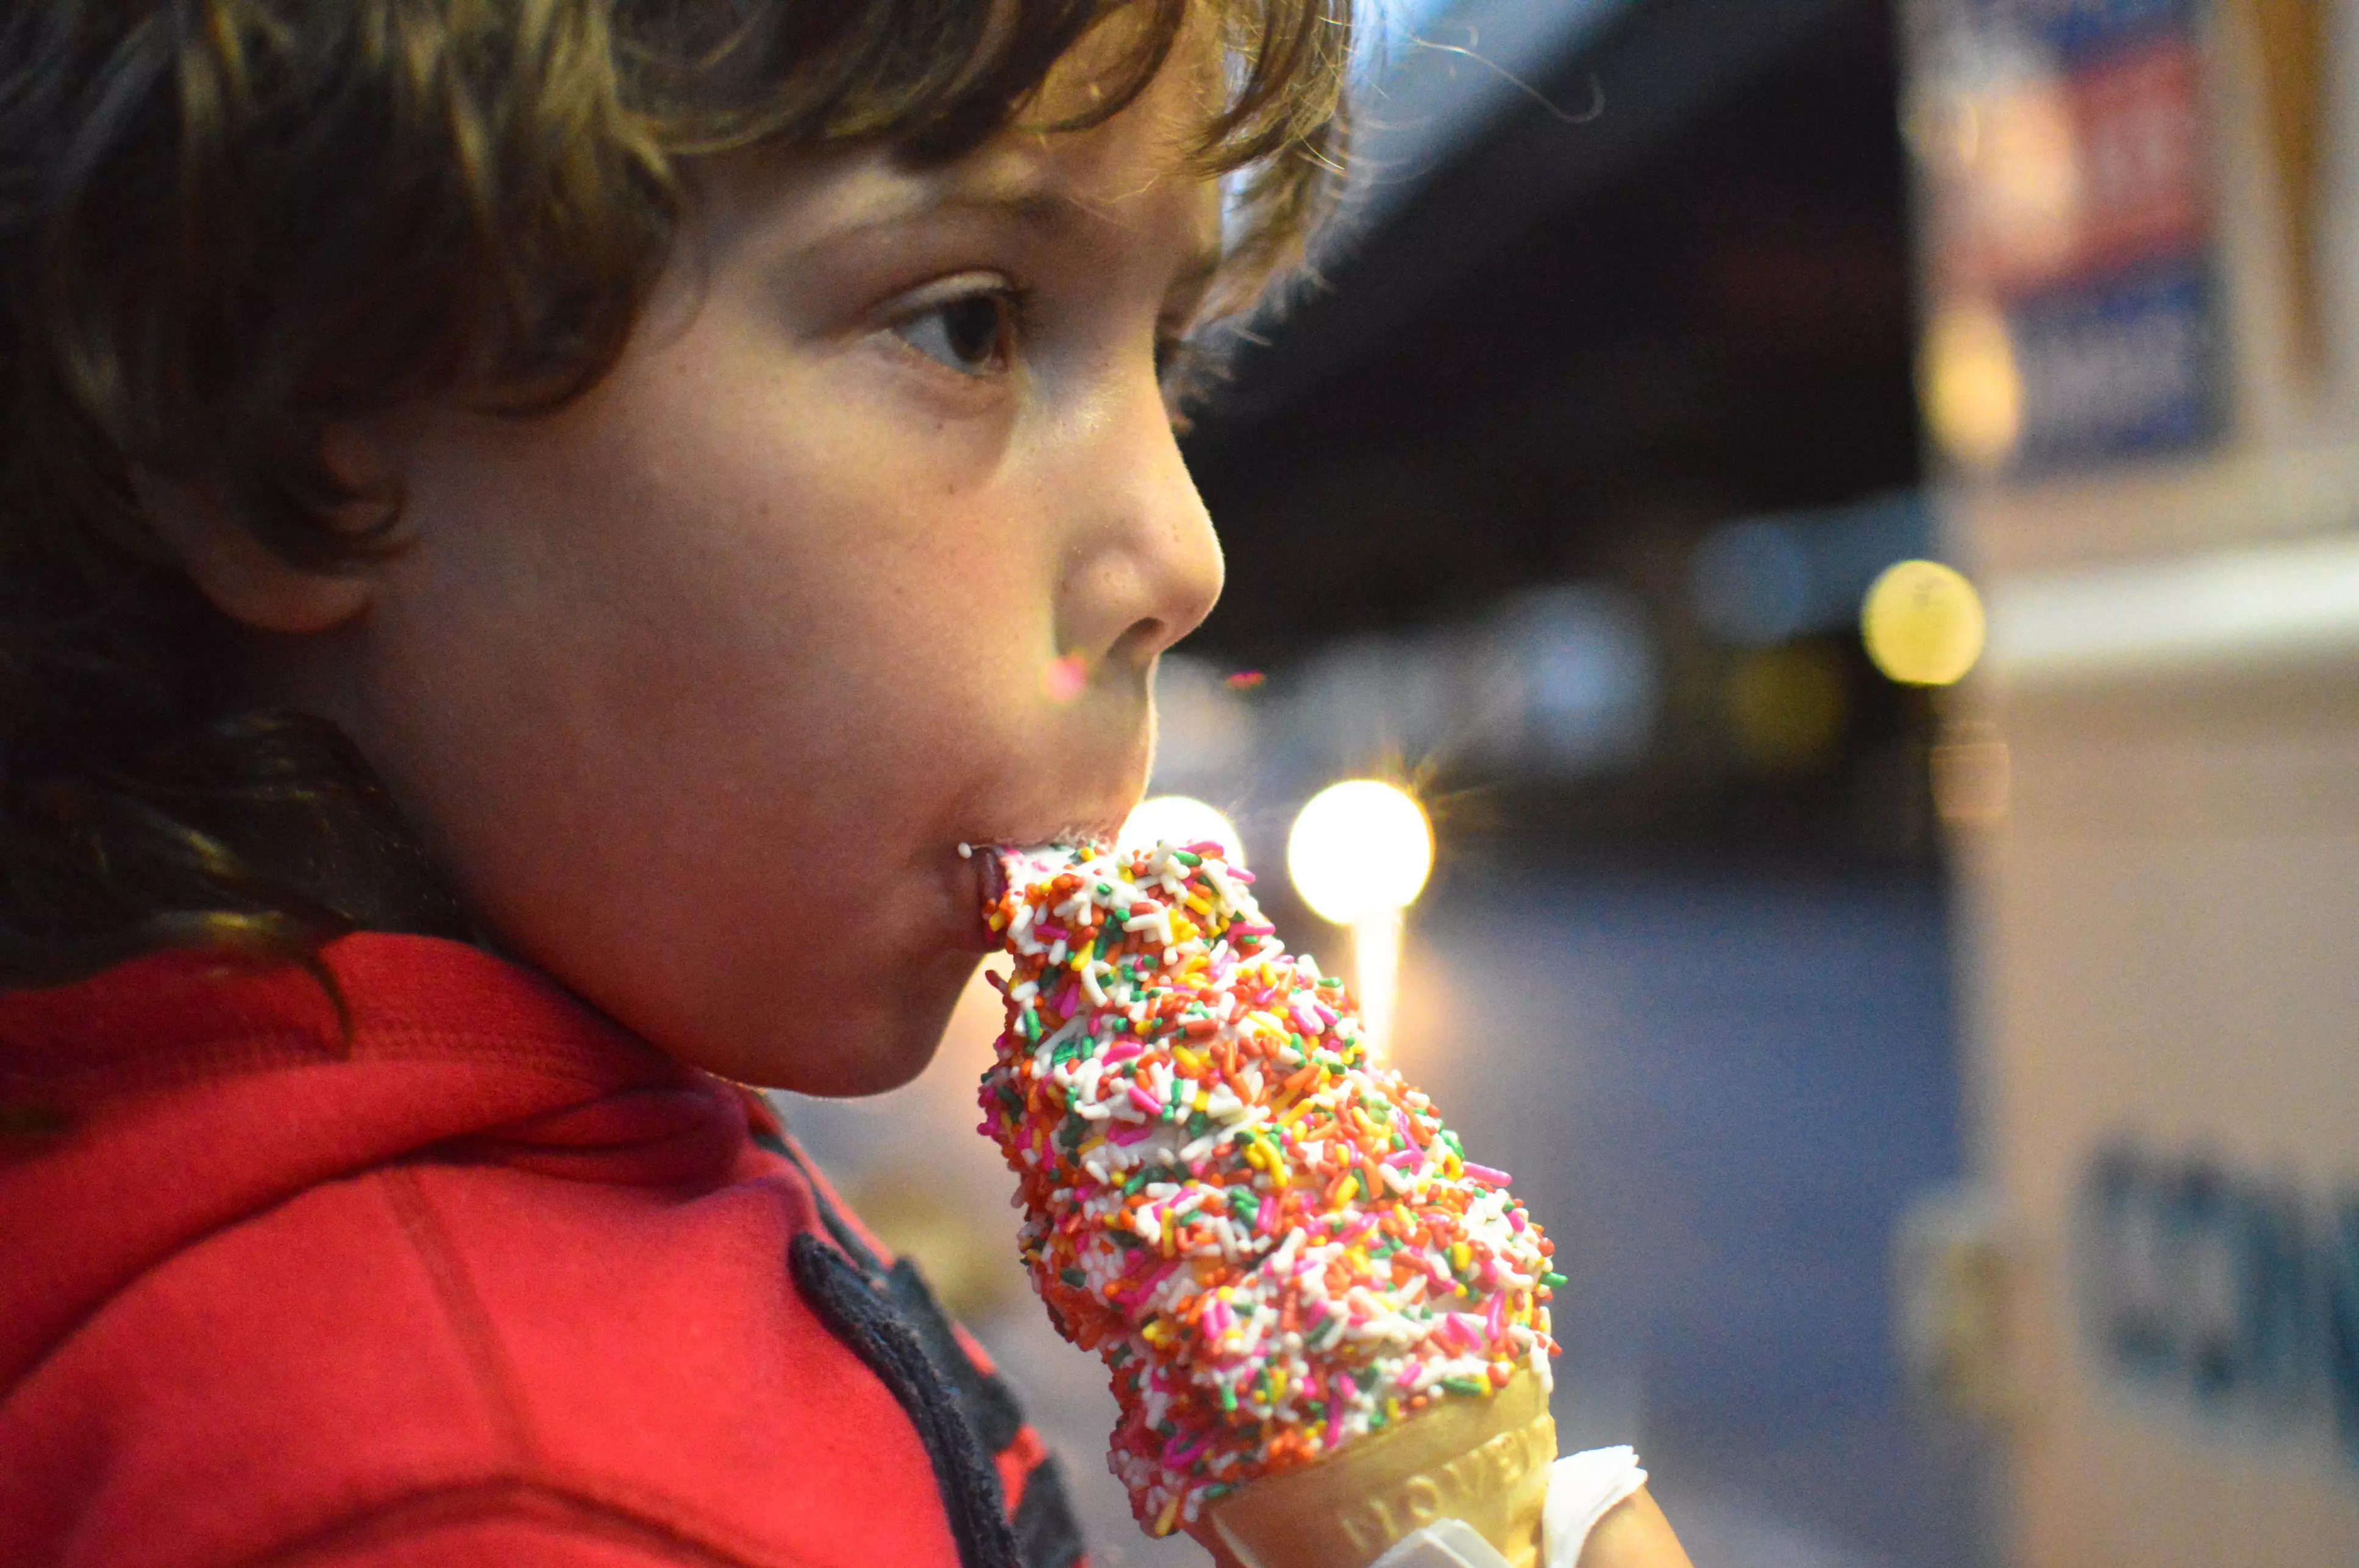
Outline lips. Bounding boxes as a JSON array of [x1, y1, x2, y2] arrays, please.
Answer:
[[953, 818, 1128, 952]]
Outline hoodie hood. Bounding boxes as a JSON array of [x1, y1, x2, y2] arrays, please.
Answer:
[[0, 933, 739, 1396]]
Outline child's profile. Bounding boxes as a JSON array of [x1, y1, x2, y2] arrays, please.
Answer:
[[0, 4, 1684, 1565]]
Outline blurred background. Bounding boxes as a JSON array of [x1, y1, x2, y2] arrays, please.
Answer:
[[784, 2, 2359, 1564]]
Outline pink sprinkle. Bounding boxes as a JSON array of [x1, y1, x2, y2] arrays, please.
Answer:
[[1037, 922, 1070, 941], [1336, 1371, 1358, 1400], [1230, 921, 1275, 937], [1127, 1084, 1162, 1115], [1486, 1293, 1504, 1339], [1384, 1150, 1420, 1168], [1103, 1040, 1143, 1064], [1110, 1123, 1153, 1146], [1183, 840, 1226, 856], [1508, 1208, 1527, 1232], [1229, 867, 1256, 884], [1165, 1431, 1209, 1466], [1462, 1162, 1513, 1187]]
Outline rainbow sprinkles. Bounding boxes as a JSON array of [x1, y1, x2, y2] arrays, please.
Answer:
[[975, 839, 1562, 1536]]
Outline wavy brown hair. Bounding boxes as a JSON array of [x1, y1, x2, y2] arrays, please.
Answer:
[[0, 0, 1349, 991]]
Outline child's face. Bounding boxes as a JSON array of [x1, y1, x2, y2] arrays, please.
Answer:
[[291, 58, 1227, 1093]]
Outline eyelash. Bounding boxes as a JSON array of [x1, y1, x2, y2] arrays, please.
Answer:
[[886, 277, 1206, 431], [891, 282, 1031, 380], [1156, 334, 1207, 435]]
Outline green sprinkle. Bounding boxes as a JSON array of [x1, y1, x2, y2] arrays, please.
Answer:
[[1440, 1377, 1489, 1396], [1111, 1229, 1144, 1250], [1173, 849, 1203, 865], [1021, 1009, 1042, 1041], [1219, 1383, 1237, 1411], [1541, 1271, 1568, 1288], [1060, 1268, 1087, 1288]]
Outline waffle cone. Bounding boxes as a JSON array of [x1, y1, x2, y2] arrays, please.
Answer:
[[1188, 1373, 1556, 1568]]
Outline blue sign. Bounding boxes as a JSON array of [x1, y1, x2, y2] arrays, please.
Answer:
[[1959, 0, 2197, 62], [2082, 1143, 2359, 1460], [2009, 257, 2221, 469]]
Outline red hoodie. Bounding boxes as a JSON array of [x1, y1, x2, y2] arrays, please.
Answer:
[[0, 934, 1083, 1568]]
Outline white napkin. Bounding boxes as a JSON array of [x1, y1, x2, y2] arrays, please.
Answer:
[[1542, 1447, 1648, 1565], [1363, 1447, 1649, 1568]]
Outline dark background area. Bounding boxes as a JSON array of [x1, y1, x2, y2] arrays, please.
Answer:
[[1179, 0, 1940, 870]]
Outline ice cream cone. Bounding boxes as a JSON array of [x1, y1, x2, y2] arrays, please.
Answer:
[[1189, 1373, 1557, 1568]]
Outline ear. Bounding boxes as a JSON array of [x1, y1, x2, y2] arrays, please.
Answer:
[[132, 472, 375, 636]]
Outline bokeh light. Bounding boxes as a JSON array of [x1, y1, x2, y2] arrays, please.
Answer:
[[1117, 795, 1244, 866], [1862, 560, 1988, 686], [1921, 303, 2023, 470], [1289, 781, 1434, 1068], [1286, 779, 1434, 926]]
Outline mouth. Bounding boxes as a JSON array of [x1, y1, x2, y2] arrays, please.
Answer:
[[952, 817, 1126, 952]]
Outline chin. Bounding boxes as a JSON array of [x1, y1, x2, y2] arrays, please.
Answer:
[[740, 948, 977, 1098]]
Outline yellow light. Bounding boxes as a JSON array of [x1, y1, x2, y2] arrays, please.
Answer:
[[1863, 560, 1988, 686], [1288, 781, 1432, 1068], [1286, 780, 1432, 925], [1921, 303, 2023, 471], [1119, 795, 1245, 866]]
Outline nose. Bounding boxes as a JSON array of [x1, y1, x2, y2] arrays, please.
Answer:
[[1053, 375, 1224, 676]]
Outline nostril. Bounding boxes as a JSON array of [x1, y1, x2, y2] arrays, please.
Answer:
[[1108, 616, 1174, 671]]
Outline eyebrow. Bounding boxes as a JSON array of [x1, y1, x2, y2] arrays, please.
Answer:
[[834, 165, 1228, 305]]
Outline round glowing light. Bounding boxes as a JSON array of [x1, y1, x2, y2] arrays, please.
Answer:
[[1286, 780, 1432, 926], [1863, 560, 1988, 686], [1118, 795, 1244, 866]]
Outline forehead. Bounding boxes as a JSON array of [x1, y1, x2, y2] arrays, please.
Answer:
[[696, 110, 1225, 293], [674, 20, 1233, 310]]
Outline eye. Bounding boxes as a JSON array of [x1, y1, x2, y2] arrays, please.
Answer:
[[892, 289, 1018, 377]]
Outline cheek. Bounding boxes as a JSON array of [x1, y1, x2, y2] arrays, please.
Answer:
[[386, 375, 1033, 809], [346, 372, 1075, 1088]]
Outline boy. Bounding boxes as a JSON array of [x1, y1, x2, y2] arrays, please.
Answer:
[[0, 3, 1685, 1564]]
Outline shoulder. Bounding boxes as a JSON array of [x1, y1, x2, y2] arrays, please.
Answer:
[[1, 1151, 962, 1568]]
